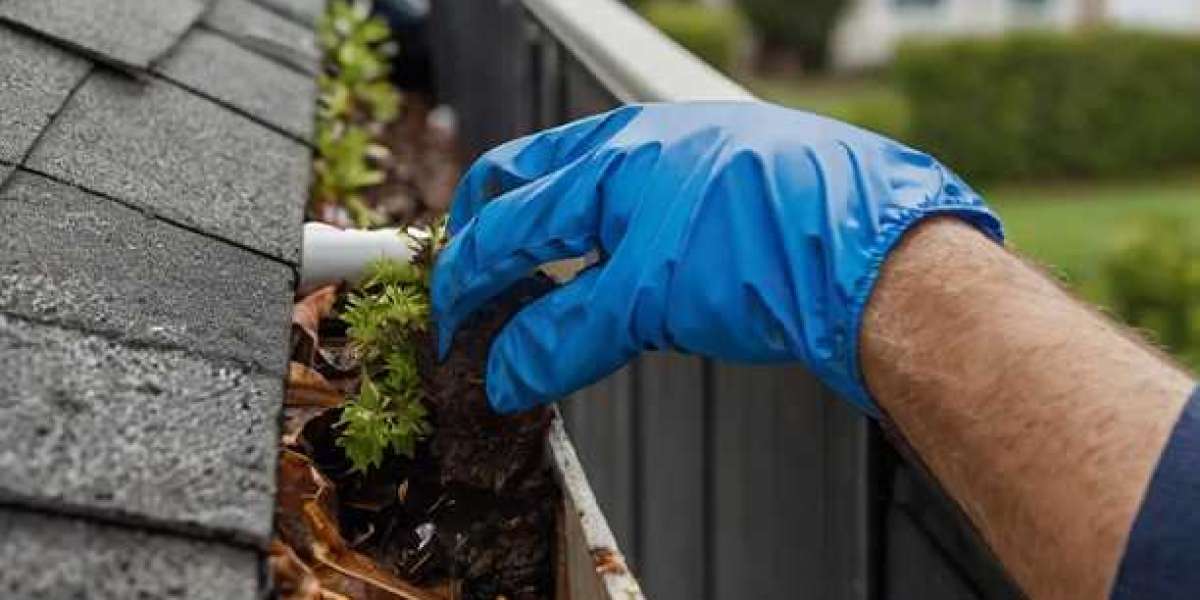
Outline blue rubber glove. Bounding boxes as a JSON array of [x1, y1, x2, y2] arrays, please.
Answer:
[[432, 102, 1003, 416]]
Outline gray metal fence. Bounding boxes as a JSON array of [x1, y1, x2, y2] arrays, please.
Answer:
[[429, 1, 1020, 598]]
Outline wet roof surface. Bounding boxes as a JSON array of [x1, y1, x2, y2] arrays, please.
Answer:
[[0, 1, 316, 596]]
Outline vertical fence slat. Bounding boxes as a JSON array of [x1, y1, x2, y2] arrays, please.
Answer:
[[636, 352, 706, 600], [887, 461, 1022, 599], [823, 394, 875, 600], [562, 54, 619, 119], [712, 365, 827, 600], [886, 508, 982, 599], [430, 0, 532, 160]]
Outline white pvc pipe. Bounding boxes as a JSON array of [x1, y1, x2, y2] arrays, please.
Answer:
[[299, 223, 416, 293]]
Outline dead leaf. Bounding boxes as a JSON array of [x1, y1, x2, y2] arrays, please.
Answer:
[[270, 539, 323, 600], [304, 502, 444, 600], [276, 449, 339, 553], [294, 286, 338, 365], [311, 539, 443, 600], [276, 450, 445, 600], [288, 362, 345, 407], [316, 346, 361, 380], [282, 406, 332, 449]]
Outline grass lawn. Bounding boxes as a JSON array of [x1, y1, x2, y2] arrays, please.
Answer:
[[744, 75, 894, 113], [986, 175, 1200, 302], [742, 75, 910, 139]]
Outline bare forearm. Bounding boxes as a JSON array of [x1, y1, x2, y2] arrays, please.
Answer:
[[861, 218, 1196, 599]]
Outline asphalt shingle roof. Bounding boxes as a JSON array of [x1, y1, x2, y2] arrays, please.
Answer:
[[0, 0, 318, 595], [0, 508, 259, 598], [256, 0, 326, 27], [0, 0, 205, 70], [156, 28, 317, 140], [25, 72, 309, 262], [0, 171, 293, 373], [0, 314, 281, 546], [0, 24, 90, 164], [204, 0, 321, 75]]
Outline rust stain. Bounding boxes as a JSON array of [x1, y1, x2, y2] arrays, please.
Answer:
[[591, 548, 628, 576]]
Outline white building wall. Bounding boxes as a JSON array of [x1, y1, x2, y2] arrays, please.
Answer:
[[829, 0, 1197, 71], [1109, 0, 1200, 30]]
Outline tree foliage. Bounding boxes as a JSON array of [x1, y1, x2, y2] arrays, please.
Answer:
[[737, 0, 848, 70], [641, 2, 745, 72]]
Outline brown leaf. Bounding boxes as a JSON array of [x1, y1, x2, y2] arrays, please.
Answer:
[[303, 501, 444, 600], [276, 450, 339, 554], [288, 362, 345, 407], [270, 539, 323, 600], [293, 285, 338, 364], [311, 538, 444, 600], [281, 406, 332, 449], [276, 450, 444, 600]]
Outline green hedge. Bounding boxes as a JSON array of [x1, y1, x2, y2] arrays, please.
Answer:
[[1104, 217, 1200, 371], [642, 2, 744, 73], [894, 31, 1200, 181]]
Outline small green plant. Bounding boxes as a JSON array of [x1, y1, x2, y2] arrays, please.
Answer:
[[336, 221, 447, 472], [313, 122, 387, 227], [317, 0, 401, 125], [312, 0, 403, 222]]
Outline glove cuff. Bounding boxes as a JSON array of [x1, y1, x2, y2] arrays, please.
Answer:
[[839, 190, 1005, 418]]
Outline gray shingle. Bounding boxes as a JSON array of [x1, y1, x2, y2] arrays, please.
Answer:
[[205, 0, 321, 74], [0, 24, 91, 164], [0, 314, 282, 545], [0, 171, 293, 373], [255, 0, 326, 28], [156, 28, 316, 140], [0, 508, 259, 600], [24, 72, 308, 263], [0, 0, 204, 70]]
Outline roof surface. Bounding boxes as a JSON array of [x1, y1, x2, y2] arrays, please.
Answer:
[[0, 0, 317, 596]]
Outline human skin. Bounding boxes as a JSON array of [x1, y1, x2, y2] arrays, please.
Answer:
[[861, 218, 1197, 599]]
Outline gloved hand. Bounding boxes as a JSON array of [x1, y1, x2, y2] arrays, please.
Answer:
[[432, 102, 1003, 416]]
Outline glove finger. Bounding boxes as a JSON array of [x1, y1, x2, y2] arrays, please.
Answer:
[[433, 149, 628, 359], [485, 266, 639, 413], [448, 104, 643, 234]]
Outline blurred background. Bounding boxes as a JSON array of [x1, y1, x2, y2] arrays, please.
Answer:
[[629, 0, 1200, 370]]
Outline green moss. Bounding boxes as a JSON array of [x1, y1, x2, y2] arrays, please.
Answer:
[[336, 222, 446, 473]]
